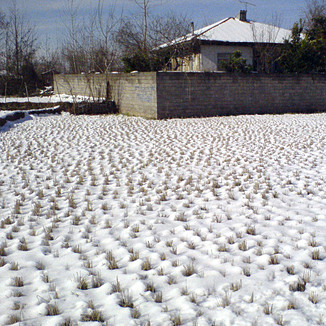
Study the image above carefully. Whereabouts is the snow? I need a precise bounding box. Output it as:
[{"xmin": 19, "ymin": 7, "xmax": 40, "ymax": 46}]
[
  {"xmin": 159, "ymin": 17, "xmax": 291, "ymax": 49},
  {"xmin": 0, "ymin": 112, "xmax": 326, "ymax": 325},
  {"xmin": 195, "ymin": 18, "xmax": 291, "ymax": 43},
  {"xmin": 0, "ymin": 94, "xmax": 100, "ymax": 104},
  {"xmin": 0, "ymin": 111, "xmax": 13, "ymax": 118}
]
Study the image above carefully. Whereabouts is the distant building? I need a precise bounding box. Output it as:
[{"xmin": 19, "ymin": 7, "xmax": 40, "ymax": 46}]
[{"xmin": 158, "ymin": 11, "xmax": 292, "ymax": 72}]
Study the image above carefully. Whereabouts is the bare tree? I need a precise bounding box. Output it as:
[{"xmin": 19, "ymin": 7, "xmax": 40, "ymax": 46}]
[
  {"xmin": 4, "ymin": 1, "xmax": 37, "ymax": 77},
  {"xmin": 251, "ymin": 14, "xmax": 285, "ymax": 72},
  {"xmin": 0, "ymin": 11, "xmax": 7, "ymax": 71},
  {"xmin": 116, "ymin": 2, "xmax": 191, "ymax": 71},
  {"xmin": 61, "ymin": 0, "xmax": 122, "ymax": 73},
  {"xmin": 61, "ymin": 0, "xmax": 82, "ymax": 73},
  {"xmin": 149, "ymin": 12, "xmax": 190, "ymax": 46},
  {"xmin": 304, "ymin": 0, "xmax": 326, "ymax": 28},
  {"xmin": 133, "ymin": 0, "xmax": 151, "ymax": 51},
  {"xmin": 88, "ymin": 0, "xmax": 122, "ymax": 72}
]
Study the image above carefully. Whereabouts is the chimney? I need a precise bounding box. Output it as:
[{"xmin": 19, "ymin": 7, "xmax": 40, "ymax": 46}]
[
  {"xmin": 237, "ymin": 10, "xmax": 247, "ymax": 22},
  {"xmin": 190, "ymin": 22, "xmax": 195, "ymax": 35}
]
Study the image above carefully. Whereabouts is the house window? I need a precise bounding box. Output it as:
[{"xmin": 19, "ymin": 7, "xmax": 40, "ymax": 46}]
[{"xmin": 217, "ymin": 53, "xmax": 232, "ymax": 70}]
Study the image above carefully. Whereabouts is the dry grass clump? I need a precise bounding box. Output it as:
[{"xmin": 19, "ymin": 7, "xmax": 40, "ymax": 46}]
[
  {"xmin": 286, "ymin": 265, "xmax": 295, "ymax": 275},
  {"xmin": 0, "ymin": 257, "xmax": 6, "ymax": 267},
  {"xmin": 289, "ymin": 278, "xmax": 306, "ymax": 292},
  {"xmin": 220, "ymin": 292, "xmax": 231, "ymax": 308},
  {"xmin": 170, "ymin": 313, "xmax": 182, "ymax": 326},
  {"xmin": 18, "ymin": 238, "xmax": 28, "ymax": 251},
  {"xmin": 75, "ymin": 274, "xmax": 88, "ymax": 290},
  {"xmin": 0, "ymin": 243, "xmax": 7, "ymax": 256},
  {"xmin": 268, "ymin": 255, "xmax": 279, "ymax": 265},
  {"xmin": 91, "ymin": 274, "xmax": 103, "ymax": 288},
  {"xmin": 81, "ymin": 309, "xmax": 104, "ymax": 322},
  {"xmin": 141, "ymin": 258, "xmax": 152, "ymax": 271},
  {"xmin": 230, "ymin": 280, "xmax": 242, "ymax": 292},
  {"xmin": 46, "ymin": 302, "xmax": 60, "ymax": 316},
  {"xmin": 182, "ymin": 262, "xmax": 197, "ymax": 277},
  {"xmin": 10, "ymin": 262, "xmax": 19, "ymax": 271},
  {"xmin": 119, "ymin": 291, "xmax": 134, "ymax": 308},
  {"xmin": 311, "ymin": 249, "xmax": 321, "ymax": 260},
  {"xmin": 263, "ymin": 303, "xmax": 273, "ymax": 315},
  {"xmin": 7, "ymin": 314, "xmax": 21, "ymax": 325},
  {"xmin": 154, "ymin": 291, "xmax": 163, "ymax": 303},
  {"xmin": 12, "ymin": 276, "xmax": 24, "ymax": 287},
  {"xmin": 238, "ymin": 240, "xmax": 248, "ymax": 251},
  {"xmin": 107, "ymin": 251, "xmax": 119, "ymax": 270},
  {"xmin": 131, "ymin": 308, "xmax": 141, "ymax": 319}
]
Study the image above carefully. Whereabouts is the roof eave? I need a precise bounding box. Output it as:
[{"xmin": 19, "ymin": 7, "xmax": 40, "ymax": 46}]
[{"xmin": 198, "ymin": 40, "xmax": 286, "ymax": 46}]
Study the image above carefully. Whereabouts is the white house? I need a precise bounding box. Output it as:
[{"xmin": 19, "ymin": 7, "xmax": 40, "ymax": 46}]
[{"xmin": 159, "ymin": 11, "xmax": 292, "ymax": 72}]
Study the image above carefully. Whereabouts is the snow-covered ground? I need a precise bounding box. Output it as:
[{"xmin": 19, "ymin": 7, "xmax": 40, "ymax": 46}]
[
  {"xmin": 0, "ymin": 95, "xmax": 102, "ymax": 103},
  {"xmin": 0, "ymin": 111, "xmax": 13, "ymax": 118},
  {"xmin": 0, "ymin": 113, "xmax": 326, "ymax": 326}
]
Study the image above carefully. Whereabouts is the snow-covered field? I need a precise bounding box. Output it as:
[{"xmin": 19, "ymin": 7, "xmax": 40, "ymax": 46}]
[
  {"xmin": 0, "ymin": 94, "xmax": 102, "ymax": 104},
  {"xmin": 0, "ymin": 112, "xmax": 326, "ymax": 326}
]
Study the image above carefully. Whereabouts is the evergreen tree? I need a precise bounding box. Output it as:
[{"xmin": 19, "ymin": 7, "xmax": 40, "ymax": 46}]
[
  {"xmin": 279, "ymin": 17, "xmax": 326, "ymax": 73},
  {"xmin": 220, "ymin": 51, "xmax": 253, "ymax": 73}
]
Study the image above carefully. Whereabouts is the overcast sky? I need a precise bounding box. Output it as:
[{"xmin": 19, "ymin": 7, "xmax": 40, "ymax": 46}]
[{"xmin": 1, "ymin": 0, "xmax": 307, "ymax": 48}]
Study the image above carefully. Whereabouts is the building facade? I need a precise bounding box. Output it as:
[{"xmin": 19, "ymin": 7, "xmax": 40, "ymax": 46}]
[{"xmin": 160, "ymin": 11, "xmax": 292, "ymax": 72}]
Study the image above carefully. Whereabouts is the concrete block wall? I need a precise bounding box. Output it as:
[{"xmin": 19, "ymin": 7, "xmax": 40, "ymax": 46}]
[
  {"xmin": 156, "ymin": 72, "xmax": 326, "ymax": 119},
  {"xmin": 108, "ymin": 73, "xmax": 157, "ymax": 119},
  {"xmin": 54, "ymin": 73, "xmax": 158, "ymax": 119},
  {"xmin": 54, "ymin": 74, "xmax": 108, "ymax": 98},
  {"xmin": 54, "ymin": 72, "xmax": 326, "ymax": 119}
]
